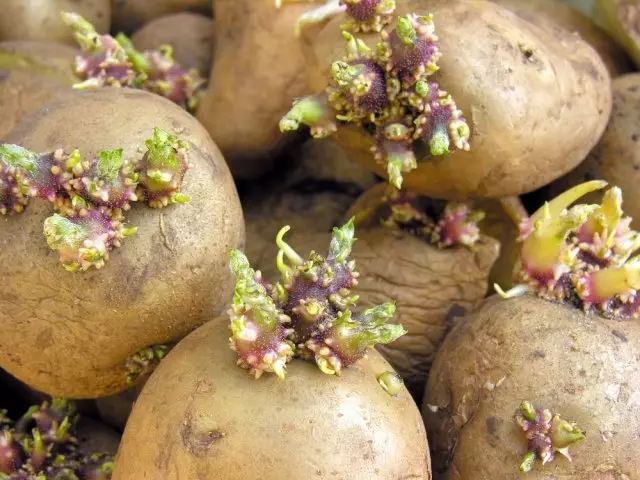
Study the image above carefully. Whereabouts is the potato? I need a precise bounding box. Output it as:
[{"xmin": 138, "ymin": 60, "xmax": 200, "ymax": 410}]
[
  {"xmin": 111, "ymin": 0, "xmax": 212, "ymax": 34},
  {"xmin": 131, "ymin": 12, "xmax": 214, "ymax": 75},
  {"xmin": 422, "ymin": 296, "xmax": 640, "ymax": 478},
  {"xmin": 335, "ymin": 183, "xmax": 499, "ymax": 399},
  {"xmin": 0, "ymin": 0, "xmax": 110, "ymax": 45},
  {"xmin": 492, "ymin": 0, "xmax": 633, "ymax": 76},
  {"xmin": 112, "ymin": 319, "xmax": 432, "ymax": 479},
  {"xmin": 0, "ymin": 88, "xmax": 244, "ymax": 398},
  {"xmin": 301, "ymin": 0, "xmax": 612, "ymax": 199},
  {"xmin": 594, "ymin": 0, "xmax": 640, "ymax": 68},
  {"xmin": 196, "ymin": 1, "xmax": 315, "ymax": 179},
  {"xmin": 0, "ymin": 41, "xmax": 77, "ymax": 140},
  {"xmin": 547, "ymin": 74, "xmax": 640, "ymax": 227}
]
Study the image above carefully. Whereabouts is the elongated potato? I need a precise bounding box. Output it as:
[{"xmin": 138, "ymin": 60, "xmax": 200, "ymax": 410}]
[
  {"xmin": 196, "ymin": 1, "xmax": 313, "ymax": 179},
  {"xmin": 0, "ymin": 41, "xmax": 77, "ymax": 140},
  {"xmin": 0, "ymin": 88, "xmax": 244, "ymax": 398},
  {"xmin": 302, "ymin": 0, "xmax": 612, "ymax": 199},
  {"xmin": 0, "ymin": 0, "xmax": 110, "ymax": 45}
]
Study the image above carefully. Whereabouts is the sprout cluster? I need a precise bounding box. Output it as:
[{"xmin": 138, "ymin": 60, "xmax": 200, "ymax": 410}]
[
  {"xmin": 354, "ymin": 185, "xmax": 484, "ymax": 249},
  {"xmin": 61, "ymin": 12, "xmax": 205, "ymax": 113},
  {"xmin": 496, "ymin": 181, "xmax": 640, "ymax": 318},
  {"xmin": 1, "ymin": 128, "xmax": 192, "ymax": 272},
  {"xmin": 0, "ymin": 399, "xmax": 114, "ymax": 479},
  {"xmin": 279, "ymin": 4, "xmax": 470, "ymax": 189},
  {"xmin": 515, "ymin": 401, "xmax": 585, "ymax": 473},
  {"xmin": 228, "ymin": 219, "xmax": 406, "ymax": 379}
]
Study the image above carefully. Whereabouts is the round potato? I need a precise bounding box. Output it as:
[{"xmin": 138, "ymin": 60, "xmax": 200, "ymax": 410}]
[
  {"xmin": 547, "ymin": 74, "xmax": 640, "ymax": 228},
  {"xmin": 492, "ymin": 0, "xmax": 632, "ymax": 76},
  {"xmin": 0, "ymin": 88, "xmax": 244, "ymax": 398},
  {"xmin": 111, "ymin": 0, "xmax": 212, "ymax": 34},
  {"xmin": 196, "ymin": 0, "xmax": 314, "ymax": 179},
  {"xmin": 303, "ymin": 0, "xmax": 612, "ymax": 199},
  {"xmin": 95, "ymin": 387, "xmax": 141, "ymax": 432},
  {"xmin": 0, "ymin": 0, "xmax": 110, "ymax": 45},
  {"xmin": 131, "ymin": 12, "xmax": 214, "ymax": 75},
  {"xmin": 112, "ymin": 319, "xmax": 431, "ymax": 479},
  {"xmin": 423, "ymin": 295, "xmax": 640, "ymax": 478},
  {"xmin": 0, "ymin": 41, "xmax": 77, "ymax": 140}
]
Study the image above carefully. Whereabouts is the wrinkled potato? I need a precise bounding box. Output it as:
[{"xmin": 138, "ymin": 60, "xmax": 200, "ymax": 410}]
[
  {"xmin": 0, "ymin": 88, "xmax": 244, "ymax": 398},
  {"xmin": 0, "ymin": 0, "xmax": 110, "ymax": 45},
  {"xmin": 303, "ymin": 0, "xmax": 612, "ymax": 199},
  {"xmin": 423, "ymin": 295, "xmax": 640, "ymax": 478},
  {"xmin": 493, "ymin": 0, "xmax": 633, "ymax": 76},
  {"xmin": 0, "ymin": 41, "xmax": 77, "ymax": 140},
  {"xmin": 595, "ymin": 0, "xmax": 640, "ymax": 68},
  {"xmin": 336, "ymin": 184, "xmax": 499, "ymax": 399},
  {"xmin": 113, "ymin": 319, "xmax": 432, "ymax": 479},
  {"xmin": 111, "ymin": 0, "xmax": 212, "ymax": 34},
  {"xmin": 196, "ymin": 1, "xmax": 314, "ymax": 179},
  {"xmin": 548, "ymin": 74, "xmax": 640, "ymax": 227},
  {"xmin": 131, "ymin": 12, "xmax": 214, "ymax": 75}
]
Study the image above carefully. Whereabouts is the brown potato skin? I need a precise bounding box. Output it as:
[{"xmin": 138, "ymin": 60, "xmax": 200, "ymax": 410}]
[
  {"xmin": 305, "ymin": 0, "xmax": 612, "ymax": 199},
  {"xmin": 0, "ymin": 88, "xmax": 245, "ymax": 399},
  {"xmin": 422, "ymin": 295, "xmax": 640, "ymax": 479},
  {"xmin": 0, "ymin": 41, "xmax": 77, "ymax": 140},
  {"xmin": 0, "ymin": 0, "xmax": 110, "ymax": 45},
  {"xmin": 548, "ymin": 74, "xmax": 640, "ymax": 229},
  {"xmin": 196, "ymin": 1, "xmax": 312, "ymax": 180},
  {"xmin": 113, "ymin": 319, "xmax": 432, "ymax": 479},
  {"xmin": 111, "ymin": 0, "xmax": 212, "ymax": 34},
  {"xmin": 131, "ymin": 12, "xmax": 213, "ymax": 75},
  {"xmin": 492, "ymin": 0, "xmax": 633, "ymax": 76}
]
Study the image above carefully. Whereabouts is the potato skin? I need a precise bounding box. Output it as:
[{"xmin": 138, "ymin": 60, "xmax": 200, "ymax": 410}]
[
  {"xmin": 196, "ymin": 1, "xmax": 312, "ymax": 180},
  {"xmin": 492, "ymin": 0, "xmax": 633, "ymax": 76},
  {"xmin": 548, "ymin": 74, "xmax": 640, "ymax": 228},
  {"xmin": 423, "ymin": 295, "xmax": 640, "ymax": 479},
  {"xmin": 0, "ymin": 41, "xmax": 77, "ymax": 140},
  {"xmin": 111, "ymin": 0, "xmax": 212, "ymax": 34},
  {"xmin": 594, "ymin": 0, "xmax": 640, "ymax": 69},
  {"xmin": 0, "ymin": 88, "xmax": 244, "ymax": 398},
  {"xmin": 131, "ymin": 12, "xmax": 213, "ymax": 75},
  {"xmin": 0, "ymin": 0, "xmax": 110, "ymax": 45},
  {"xmin": 113, "ymin": 319, "xmax": 431, "ymax": 480},
  {"xmin": 305, "ymin": 0, "xmax": 612, "ymax": 199}
]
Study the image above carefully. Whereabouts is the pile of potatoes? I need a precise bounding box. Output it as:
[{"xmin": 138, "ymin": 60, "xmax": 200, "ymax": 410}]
[{"xmin": 2, "ymin": 0, "xmax": 640, "ymax": 479}]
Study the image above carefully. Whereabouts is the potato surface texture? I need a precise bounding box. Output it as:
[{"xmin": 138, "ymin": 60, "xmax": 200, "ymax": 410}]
[
  {"xmin": 305, "ymin": 0, "xmax": 612, "ymax": 199},
  {"xmin": 111, "ymin": 0, "xmax": 212, "ymax": 34},
  {"xmin": 196, "ymin": 0, "xmax": 312, "ymax": 179},
  {"xmin": 113, "ymin": 319, "xmax": 432, "ymax": 479},
  {"xmin": 131, "ymin": 12, "xmax": 214, "ymax": 75},
  {"xmin": 0, "ymin": 41, "xmax": 77, "ymax": 140},
  {"xmin": 548, "ymin": 74, "xmax": 640, "ymax": 228},
  {"xmin": 0, "ymin": 88, "xmax": 244, "ymax": 398},
  {"xmin": 0, "ymin": 0, "xmax": 110, "ymax": 45},
  {"xmin": 423, "ymin": 295, "xmax": 640, "ymax": 479},
  {"xmin": 492, "ymin": 0, "xmax": 632, "ymax": 76}
]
